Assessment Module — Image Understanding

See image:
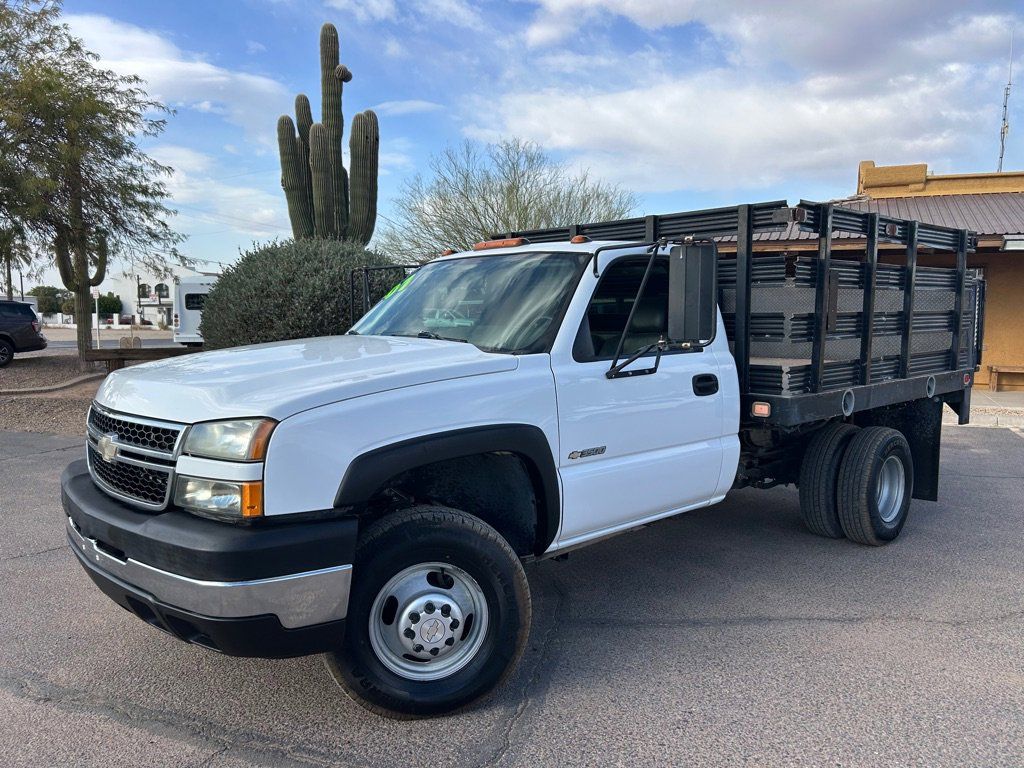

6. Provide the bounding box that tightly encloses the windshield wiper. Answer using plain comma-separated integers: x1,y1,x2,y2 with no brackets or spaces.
384,331,468,343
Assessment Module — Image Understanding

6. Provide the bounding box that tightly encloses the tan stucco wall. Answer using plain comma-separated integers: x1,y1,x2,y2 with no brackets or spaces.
914,250,1024,391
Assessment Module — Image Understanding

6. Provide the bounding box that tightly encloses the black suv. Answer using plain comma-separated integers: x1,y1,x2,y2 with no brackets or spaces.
0,300,47,367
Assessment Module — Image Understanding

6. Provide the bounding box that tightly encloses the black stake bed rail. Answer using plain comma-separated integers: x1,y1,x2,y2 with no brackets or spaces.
499,200,985,429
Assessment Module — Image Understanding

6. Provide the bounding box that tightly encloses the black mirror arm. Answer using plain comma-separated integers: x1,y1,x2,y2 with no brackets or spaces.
605,340,664,379
605,240,666,377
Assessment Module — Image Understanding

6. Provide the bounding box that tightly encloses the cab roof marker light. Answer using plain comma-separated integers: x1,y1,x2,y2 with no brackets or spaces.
472,237,528,251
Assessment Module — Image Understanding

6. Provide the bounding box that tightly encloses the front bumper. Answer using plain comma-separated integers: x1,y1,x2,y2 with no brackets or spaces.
62,459,357,658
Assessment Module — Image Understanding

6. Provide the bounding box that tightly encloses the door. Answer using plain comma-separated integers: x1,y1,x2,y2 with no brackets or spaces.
551,255,731,545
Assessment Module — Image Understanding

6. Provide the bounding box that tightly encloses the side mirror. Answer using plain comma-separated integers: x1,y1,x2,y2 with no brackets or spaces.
667,242,717,345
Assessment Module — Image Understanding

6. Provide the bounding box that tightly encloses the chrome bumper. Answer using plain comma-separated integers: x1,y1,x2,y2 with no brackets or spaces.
67,516,352,629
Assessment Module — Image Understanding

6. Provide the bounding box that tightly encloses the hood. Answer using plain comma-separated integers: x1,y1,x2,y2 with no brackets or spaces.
95,335,519,423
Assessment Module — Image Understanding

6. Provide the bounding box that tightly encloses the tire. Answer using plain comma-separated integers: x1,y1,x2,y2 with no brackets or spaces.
798,422,859,538
837,426,914,546
326,505,532,719
0,339,13,367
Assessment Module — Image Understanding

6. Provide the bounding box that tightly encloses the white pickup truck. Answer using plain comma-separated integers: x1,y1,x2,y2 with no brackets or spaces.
62,202,984,718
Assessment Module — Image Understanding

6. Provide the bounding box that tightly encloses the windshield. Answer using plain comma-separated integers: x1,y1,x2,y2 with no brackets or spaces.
353,251,589,354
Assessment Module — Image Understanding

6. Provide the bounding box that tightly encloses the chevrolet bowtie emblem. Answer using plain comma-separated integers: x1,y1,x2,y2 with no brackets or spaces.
97,433,118,463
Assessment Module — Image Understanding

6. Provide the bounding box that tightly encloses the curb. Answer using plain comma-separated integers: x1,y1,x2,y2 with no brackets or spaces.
944,413,1024,429
0,372,105,396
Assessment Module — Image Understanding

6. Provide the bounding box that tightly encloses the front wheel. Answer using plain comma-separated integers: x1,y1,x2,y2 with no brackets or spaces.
326,505,531,718
0,339,13,367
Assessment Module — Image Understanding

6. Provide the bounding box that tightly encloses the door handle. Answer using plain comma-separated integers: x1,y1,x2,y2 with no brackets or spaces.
692,373,719,396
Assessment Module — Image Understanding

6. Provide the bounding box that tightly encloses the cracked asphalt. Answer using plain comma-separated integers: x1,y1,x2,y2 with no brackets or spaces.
1,425,1022,767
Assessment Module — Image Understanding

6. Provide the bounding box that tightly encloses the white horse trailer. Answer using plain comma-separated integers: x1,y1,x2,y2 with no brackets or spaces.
173,274,217,347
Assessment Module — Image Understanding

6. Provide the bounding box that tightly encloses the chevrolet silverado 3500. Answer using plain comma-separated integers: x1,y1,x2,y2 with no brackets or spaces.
62,201,984,717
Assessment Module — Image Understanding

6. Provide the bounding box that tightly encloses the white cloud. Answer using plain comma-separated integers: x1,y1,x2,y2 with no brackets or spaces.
324,0,398,23
66,14,288,145
372,99,444,116
324,0,483,29
472,2,1022,193
150,145,290,239
246,40,267,55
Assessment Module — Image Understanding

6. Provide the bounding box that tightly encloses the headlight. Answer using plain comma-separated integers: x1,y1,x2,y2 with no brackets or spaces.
174,477,263,519
183,419,276,461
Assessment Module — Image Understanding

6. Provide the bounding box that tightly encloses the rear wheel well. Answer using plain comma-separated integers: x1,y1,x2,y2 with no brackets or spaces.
369,452,544,557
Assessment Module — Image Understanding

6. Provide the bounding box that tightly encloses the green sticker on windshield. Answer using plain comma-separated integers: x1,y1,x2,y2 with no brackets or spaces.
383,273,415,299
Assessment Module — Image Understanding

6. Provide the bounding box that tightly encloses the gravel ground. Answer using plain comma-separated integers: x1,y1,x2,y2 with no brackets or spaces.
0,348,92,391
0,390,94,434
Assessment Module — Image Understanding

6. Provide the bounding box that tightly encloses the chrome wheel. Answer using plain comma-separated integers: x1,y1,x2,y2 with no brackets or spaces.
0,345,11,366
876,454,905,523
368,562,489,682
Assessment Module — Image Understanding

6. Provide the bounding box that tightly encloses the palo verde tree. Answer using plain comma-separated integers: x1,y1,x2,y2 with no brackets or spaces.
276,23,379,245
0,0,187,356
378,138,638,263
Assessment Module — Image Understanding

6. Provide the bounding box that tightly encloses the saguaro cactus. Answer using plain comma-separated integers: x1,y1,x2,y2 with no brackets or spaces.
277,23,379,245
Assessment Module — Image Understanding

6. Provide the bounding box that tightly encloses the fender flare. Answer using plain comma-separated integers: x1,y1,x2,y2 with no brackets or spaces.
335,424,561,554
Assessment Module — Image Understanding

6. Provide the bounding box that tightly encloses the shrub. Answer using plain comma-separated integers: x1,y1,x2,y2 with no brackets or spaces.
60,298,75,315
97,292,122,315
199,239,398,350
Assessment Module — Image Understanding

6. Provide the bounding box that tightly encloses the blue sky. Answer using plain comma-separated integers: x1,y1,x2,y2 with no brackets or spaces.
53,0,1024,277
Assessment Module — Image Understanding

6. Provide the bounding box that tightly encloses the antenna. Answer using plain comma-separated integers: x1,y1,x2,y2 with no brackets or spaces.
998,32,1013,173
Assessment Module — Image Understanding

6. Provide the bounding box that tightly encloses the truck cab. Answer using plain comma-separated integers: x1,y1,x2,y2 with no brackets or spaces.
61,201,983,718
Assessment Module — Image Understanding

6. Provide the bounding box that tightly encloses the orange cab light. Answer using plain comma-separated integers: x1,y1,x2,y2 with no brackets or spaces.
440,248,455,256
472,237,527,251
570,235,591,244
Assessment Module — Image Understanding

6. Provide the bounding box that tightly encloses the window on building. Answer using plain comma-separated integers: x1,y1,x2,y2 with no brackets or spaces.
155,283,170,299
137,283,151,299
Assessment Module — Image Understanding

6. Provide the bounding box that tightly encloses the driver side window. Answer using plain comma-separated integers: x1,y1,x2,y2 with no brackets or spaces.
573,256,669,362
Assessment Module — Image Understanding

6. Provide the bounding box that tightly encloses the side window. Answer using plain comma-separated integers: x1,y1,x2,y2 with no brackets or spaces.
573,256,669,362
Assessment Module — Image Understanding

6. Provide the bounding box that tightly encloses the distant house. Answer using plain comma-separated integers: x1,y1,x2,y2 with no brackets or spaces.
720,161,1024,391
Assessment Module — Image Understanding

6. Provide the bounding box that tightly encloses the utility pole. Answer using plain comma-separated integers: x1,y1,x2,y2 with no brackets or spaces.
998,32,1013,173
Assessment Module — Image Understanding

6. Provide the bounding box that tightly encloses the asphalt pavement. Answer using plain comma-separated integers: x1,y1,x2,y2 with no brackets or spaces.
1,426,1022,767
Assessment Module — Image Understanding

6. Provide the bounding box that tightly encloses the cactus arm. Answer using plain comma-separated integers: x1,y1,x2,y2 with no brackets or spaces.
89,232,108,287
295,95,315,224
277,115,315,239
54,231,80,291
309,123,336,239
348,110,380,245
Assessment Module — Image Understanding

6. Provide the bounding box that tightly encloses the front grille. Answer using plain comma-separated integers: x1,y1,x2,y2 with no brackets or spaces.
88,444,171,506
86,404,184,510
88,407,181,452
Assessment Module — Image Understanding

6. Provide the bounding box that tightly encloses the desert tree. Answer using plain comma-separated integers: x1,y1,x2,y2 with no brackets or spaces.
0,0,188,355
377,138,637,263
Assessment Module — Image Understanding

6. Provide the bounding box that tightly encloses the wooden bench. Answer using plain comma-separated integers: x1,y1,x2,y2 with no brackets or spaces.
83,346,198,373
989,365,1024,391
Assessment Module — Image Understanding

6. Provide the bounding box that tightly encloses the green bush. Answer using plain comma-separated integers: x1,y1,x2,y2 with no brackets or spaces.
97,292,122,315
200,239,399,350
29,285,70,315
60,298,75,315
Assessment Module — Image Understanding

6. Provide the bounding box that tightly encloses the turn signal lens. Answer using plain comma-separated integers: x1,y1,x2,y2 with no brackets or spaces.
751,401,771,418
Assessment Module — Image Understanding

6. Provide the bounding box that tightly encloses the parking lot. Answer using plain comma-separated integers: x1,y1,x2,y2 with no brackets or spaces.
1,425,1022,767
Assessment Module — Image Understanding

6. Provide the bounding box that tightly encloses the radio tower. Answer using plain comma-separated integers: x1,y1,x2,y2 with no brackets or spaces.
998,32,1013,173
